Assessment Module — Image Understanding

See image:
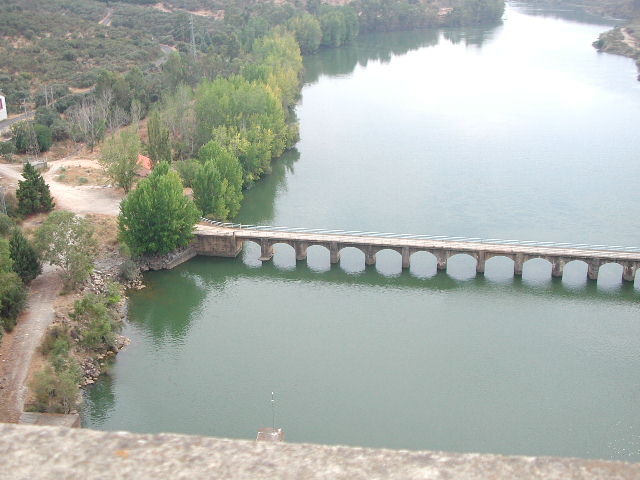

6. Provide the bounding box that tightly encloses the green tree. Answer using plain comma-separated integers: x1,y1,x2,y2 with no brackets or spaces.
99,128,140,193
118,162,200,257
33,124,53,152
0,238,13,273
9,228,42,284
72,293,118,353
35,211,98,291
0,271,27,332
30,360,81,414
195,141,244,220
16,162,55,216
288,14,322,54
147,110,172,167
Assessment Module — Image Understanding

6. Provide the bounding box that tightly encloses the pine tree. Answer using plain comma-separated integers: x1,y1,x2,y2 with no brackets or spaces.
16,162,55,215
9,228,42,284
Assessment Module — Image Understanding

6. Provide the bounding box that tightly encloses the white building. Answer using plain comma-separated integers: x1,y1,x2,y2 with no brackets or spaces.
0,95,7,121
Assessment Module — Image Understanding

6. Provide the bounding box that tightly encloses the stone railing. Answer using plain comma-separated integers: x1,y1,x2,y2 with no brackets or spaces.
1,423,638,479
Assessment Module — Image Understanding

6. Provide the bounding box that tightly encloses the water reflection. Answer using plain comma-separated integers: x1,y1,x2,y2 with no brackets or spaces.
127,271,207,343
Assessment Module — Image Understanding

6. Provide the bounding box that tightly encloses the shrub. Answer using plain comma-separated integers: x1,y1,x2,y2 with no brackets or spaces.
30,360,81,414
50,118,70,141
0,214,15,236
9,228,42,284
40,325,72,357
174,158,199,188
34,124,53,152
71,293,118,353
119,258,139,282
0,271,27,332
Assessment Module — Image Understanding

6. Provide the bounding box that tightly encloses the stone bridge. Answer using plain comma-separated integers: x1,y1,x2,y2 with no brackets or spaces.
192,222,640,282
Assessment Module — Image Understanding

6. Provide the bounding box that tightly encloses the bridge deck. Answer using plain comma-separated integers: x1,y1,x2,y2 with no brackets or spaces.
195,224,640,263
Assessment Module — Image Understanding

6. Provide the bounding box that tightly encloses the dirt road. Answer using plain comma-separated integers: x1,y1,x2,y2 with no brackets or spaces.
0,266,62,422
0,157,122,422
0,160,123,216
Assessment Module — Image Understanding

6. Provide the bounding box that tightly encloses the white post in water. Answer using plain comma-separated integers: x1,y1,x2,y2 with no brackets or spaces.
271,392,275,430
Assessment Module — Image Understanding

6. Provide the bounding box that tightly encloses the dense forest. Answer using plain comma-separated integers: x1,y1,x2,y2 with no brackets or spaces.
1,0,505,222
0,0,504,108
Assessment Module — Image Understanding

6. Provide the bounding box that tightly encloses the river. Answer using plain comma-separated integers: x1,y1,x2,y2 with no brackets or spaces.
82,1,640,462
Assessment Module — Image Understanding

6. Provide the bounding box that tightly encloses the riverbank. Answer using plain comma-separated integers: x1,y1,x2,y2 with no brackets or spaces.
594,22,640,79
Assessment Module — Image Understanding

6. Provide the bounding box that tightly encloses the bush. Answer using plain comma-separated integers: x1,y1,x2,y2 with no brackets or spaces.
34,124,53,152
40,325,72,357
51,118,70,141
30,360,81,414
119,258,139,282
35,107,59,128
174,158,199,188
71,293,118,353
0,214,15,236
0,141,16,161
0,271,27,332
9,228,42,284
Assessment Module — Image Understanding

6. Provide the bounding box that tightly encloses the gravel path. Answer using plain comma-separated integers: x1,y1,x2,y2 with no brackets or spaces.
0,266,62,422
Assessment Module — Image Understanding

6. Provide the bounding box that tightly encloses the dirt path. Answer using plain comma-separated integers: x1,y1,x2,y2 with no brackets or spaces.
0,157,122,422
0,266,62,422
621,27,639,50
98,8,113,26
45,160,123,216
0,160,123,216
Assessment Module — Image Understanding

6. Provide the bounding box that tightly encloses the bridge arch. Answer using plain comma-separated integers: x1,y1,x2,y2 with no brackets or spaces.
447,252,478,280
373,248,404,275
407,250,438,278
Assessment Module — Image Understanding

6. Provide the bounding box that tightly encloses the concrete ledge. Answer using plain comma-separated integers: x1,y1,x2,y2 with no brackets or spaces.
1,423,639,479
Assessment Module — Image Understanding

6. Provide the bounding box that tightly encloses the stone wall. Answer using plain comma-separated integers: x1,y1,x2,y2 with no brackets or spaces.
1,423,639,479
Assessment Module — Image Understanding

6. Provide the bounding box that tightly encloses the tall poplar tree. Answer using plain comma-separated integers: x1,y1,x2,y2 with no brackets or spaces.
147,110,172,167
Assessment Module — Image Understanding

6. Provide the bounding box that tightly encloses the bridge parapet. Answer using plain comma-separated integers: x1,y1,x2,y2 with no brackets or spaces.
193,222,640,284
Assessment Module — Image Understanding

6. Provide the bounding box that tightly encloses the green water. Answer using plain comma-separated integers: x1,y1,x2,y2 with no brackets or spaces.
83,2,640,462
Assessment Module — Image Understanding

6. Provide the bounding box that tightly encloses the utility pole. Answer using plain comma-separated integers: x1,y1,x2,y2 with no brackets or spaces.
189,14,197,59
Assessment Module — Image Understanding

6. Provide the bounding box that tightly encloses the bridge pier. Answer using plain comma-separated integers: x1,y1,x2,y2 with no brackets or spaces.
622,263,638,282
364,247,376,266
330,243,340,264
401,248,411,269
476,252,486,274
514,254,524,276
587,260,600,281
259,240,274,262
295,242,308,262
551,258,564,278
435,250,448,271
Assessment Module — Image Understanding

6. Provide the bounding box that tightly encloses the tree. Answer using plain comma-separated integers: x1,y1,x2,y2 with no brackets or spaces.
68,94,110,152
119,162,200,257
288,14,322,54
16,162,55,215
9,228,42,284
147,110,172,167
35,211,98,291
99,128,140,193
0,271,27,332
194,141,244,220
